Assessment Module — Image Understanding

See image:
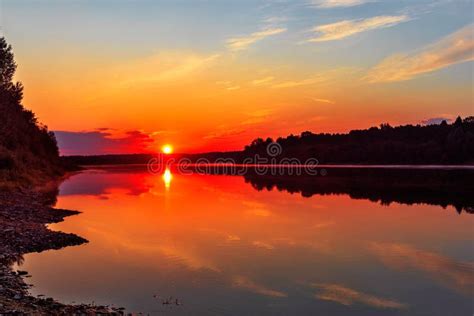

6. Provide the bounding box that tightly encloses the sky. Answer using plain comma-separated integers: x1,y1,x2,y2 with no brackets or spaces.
1,0,473,154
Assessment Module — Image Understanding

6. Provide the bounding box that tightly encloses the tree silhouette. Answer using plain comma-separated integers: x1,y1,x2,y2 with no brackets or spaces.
244,117,474,164
0,37,62,186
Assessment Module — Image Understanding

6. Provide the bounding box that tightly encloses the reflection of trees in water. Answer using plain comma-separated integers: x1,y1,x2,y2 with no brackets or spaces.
243,168,474,214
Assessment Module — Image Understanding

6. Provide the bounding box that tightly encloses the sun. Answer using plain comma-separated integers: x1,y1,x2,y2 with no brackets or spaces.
161,144,173,154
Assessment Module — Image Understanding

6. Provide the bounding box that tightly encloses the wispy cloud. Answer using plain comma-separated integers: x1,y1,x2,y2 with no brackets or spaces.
227,27,287,51
252,241,275,250
311,98,335,104
251,76,275,86
226,85,241,91
120,52,220,85
272,67,357,89
203,108,274,141
216,80,241,91
307,15,409,42
232,276,287,297
236,108,274,125
226,234,241,242
272,76,326,88
369,242,474,296
313,283,407,309
365,24,474,83
311,0,373,8
203,128,246,140
263,16,288,24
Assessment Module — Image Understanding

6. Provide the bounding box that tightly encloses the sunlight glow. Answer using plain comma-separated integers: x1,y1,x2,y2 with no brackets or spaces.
163,168,173,188
162,144,173,154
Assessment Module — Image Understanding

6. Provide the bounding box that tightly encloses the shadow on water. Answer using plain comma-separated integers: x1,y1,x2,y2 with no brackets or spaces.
241,167,474,214
62,165,474,213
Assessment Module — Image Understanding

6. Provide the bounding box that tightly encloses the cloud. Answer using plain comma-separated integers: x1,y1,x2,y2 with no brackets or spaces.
202,108,274,141
272,76,326,88
216,80,241,91
311,98,335,104
263,16,288,24
313,283,407,309
226,85,241,91
232,276,287,297
252,241,275,250
271,67,356,89
421,117,452,125
150,130,176,136
226,235,241,242
120,52,220,85
307,15,409,42
269,237,332,253
203,128,246,140
54,129,155,155
311,0,373,8
247,108,274,117
155,245,221,272
369,242,474,296
226,27,287,51
251,76,275,86
365,24,474,82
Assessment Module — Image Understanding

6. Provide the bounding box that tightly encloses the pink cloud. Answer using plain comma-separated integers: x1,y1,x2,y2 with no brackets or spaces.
54,129,155,156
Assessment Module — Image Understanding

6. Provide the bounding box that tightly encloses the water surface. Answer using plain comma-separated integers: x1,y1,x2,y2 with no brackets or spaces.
20,166,473,315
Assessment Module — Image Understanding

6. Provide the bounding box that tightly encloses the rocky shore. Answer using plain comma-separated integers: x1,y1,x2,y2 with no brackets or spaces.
0,189,123,315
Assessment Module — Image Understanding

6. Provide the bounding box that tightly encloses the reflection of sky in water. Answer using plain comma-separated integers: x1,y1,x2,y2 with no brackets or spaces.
21,167,474,315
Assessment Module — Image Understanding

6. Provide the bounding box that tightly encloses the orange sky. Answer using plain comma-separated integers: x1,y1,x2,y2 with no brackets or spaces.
3,0,473,154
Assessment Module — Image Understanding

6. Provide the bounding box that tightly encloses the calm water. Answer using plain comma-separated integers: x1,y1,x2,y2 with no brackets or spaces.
19,166,473,315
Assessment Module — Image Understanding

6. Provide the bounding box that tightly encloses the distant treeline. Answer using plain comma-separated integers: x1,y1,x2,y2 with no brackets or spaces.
61,152,243,166
65,117,474,166
244,117,474,164
62,153,154,166
0,38,63,187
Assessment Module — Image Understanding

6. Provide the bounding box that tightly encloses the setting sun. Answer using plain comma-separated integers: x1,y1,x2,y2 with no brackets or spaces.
161,144,173,154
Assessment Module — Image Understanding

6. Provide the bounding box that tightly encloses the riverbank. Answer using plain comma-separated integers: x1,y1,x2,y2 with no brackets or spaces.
0,189,123,315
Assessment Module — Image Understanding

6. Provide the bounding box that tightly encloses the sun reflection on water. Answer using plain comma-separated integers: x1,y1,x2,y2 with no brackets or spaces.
162,168,172,188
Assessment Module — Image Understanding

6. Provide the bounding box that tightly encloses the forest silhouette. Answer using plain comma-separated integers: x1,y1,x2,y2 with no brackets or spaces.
0,37,62,187
244,118,474,164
